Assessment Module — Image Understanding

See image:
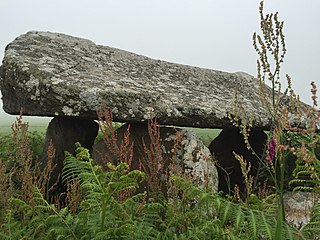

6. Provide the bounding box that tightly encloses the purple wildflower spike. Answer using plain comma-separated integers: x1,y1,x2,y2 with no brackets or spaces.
267,138,276,164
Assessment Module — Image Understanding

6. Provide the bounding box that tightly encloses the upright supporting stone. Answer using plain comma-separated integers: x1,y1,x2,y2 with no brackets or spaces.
42,117,98,198
284,192,320,229
92,123,218,196
209,129,267,195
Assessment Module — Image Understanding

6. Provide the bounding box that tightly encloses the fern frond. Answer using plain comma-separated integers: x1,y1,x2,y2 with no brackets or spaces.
62,150,91,184
295,170,314,178
300,202,320,239
8,197,33,211
259,213,273,239
247,209,258,238
290,185,314,192
0,209,26,240
292,165,309,175
220,200,232,226
232,204,245,231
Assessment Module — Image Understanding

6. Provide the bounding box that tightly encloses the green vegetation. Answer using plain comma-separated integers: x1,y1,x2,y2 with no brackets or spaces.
0,1,320,239
0,124,318,239
0,115,50,135
185,128,220,147
0,137,307,239
0,126,46,136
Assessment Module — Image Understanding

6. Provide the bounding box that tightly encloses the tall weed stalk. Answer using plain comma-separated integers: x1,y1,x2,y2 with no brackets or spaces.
229,1,320,238
253,3,320,237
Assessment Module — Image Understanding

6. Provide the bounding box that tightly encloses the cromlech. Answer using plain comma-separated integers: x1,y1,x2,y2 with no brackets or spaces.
0,31,299,197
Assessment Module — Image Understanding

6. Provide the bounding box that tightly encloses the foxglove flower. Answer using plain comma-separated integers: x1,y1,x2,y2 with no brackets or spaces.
267,138,276,165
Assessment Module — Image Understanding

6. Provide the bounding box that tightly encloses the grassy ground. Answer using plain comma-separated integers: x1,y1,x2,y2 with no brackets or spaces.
0,116,221,147
190,128,220,147
0,125,48,135
94,126,220,146
0,115,51,135
1,126,220,149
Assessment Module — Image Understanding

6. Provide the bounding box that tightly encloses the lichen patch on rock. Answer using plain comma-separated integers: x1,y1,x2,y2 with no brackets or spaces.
0,31,300,128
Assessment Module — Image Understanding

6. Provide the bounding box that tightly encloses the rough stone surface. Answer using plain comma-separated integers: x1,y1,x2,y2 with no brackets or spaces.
284,191,320,229
0,31,278,129
41,117,98,196
209,129,267,194
92,123,218,193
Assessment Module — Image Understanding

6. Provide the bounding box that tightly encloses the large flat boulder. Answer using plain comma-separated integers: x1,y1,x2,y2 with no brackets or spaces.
1,31,275,128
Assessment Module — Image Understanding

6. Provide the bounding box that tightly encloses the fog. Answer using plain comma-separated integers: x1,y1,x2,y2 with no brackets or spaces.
1,0,319,125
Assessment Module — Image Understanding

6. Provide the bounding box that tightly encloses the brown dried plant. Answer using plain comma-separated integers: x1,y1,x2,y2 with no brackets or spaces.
38,140,56,200
2,113,57,207
140,116,167,199
232,184,241,203
228,0,294,196
170,130,184,177
253,0,287,117
141,116,186,201
19,138,56,206
227,91,258,160
96,104,134,167
0,159,15,225
233,152,254,199
96,105,137,201
65,178,81,215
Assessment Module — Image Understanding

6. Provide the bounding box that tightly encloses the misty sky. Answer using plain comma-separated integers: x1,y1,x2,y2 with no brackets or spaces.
0,0,319,124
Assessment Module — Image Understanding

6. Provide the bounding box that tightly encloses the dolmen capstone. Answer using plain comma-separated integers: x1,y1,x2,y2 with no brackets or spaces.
0,31,272,127
0,31,297,197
